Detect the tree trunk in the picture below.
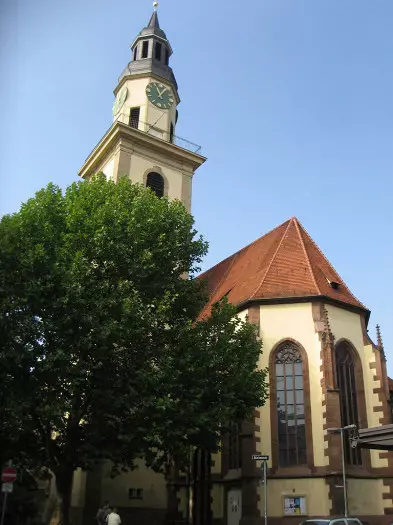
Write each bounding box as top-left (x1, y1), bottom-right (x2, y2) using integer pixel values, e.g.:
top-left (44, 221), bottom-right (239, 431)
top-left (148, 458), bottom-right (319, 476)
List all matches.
top-left (165, 461), bottom-right (179, 525)
top-left (54, 465), bottom-right (74, 525)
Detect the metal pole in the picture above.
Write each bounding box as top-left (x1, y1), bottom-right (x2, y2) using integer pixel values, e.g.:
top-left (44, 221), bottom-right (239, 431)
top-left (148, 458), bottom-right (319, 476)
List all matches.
top-left (0, 492), bottom-right (8, 525)
top-left (263, 460), bottom-right (267, 525)
top-left (341, 429), bottom-right (348, 517)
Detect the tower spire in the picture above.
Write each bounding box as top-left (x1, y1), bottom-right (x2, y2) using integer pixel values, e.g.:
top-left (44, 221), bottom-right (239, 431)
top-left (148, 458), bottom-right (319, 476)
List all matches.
top-left (148, 2), bottom-right (160, 29)
top-left (118, 1), bottom-right (177, 91)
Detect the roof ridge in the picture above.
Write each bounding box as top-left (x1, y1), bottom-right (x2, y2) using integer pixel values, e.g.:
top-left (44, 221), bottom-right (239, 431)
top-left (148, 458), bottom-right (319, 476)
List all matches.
top-left (250, 219), bottom-right (293, 299)
top-left (206, 252), bottom-right (240, 302)
top-left (295, 219), bottom-right (367, 309)
top-left (198, 218), bottom-right (291, 280)
top-left (293, 218), bottom-right (321, 294)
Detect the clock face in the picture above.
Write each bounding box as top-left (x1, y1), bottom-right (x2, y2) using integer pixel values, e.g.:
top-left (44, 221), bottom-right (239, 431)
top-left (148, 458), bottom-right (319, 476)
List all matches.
top-left (146, 82), bottom-right (174, 109)
top-left (112, 86), bottom-right (128, 116)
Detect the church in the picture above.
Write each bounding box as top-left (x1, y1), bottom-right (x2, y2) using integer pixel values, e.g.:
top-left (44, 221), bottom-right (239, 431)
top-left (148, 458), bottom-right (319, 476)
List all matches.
top-left (72, 6), bottom-right (393, 525)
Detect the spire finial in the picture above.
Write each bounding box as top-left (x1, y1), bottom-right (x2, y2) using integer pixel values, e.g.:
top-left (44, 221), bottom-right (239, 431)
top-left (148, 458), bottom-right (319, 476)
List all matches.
top-left (322, 305), bottom-right (335, 347)
top-left (377, 324), bottom-right (384, 351)
top-left (147, 3), bottom-right (160, 29)
top-left (376, 324), bottom-right (386, 360)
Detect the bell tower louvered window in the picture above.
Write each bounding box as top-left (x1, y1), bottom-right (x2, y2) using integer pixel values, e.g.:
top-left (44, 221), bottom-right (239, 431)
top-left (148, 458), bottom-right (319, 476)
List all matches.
top-left (142, 40), bottom-right (149, 59)
top-left (155, 42), bottom-right (162, 61)
top-left (129, 107), bottom-right (140, 129)
top-left (146, 172), bottom-right (164, 198)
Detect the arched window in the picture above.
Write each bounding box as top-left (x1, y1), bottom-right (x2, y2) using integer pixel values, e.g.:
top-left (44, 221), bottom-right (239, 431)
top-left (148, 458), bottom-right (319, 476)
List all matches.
top-left (335, 343), bottom-right (362, 466)
top-left (146, 172), bottom-right (164, 198)
top-left (275, 342), bottom-right (307, 467)
top-left (228, 422), bottom-right (242, 470)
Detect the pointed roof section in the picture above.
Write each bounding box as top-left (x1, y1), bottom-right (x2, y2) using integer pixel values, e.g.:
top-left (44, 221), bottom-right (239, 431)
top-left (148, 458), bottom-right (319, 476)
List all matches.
top-left (199, 217), bottom-right (367, 318)
top-left (120, 4), bottom-right (176, 90)
top-left (137, 5), bottom-right (167, 40)
top-left (148, 10), bottom-right (160, 30)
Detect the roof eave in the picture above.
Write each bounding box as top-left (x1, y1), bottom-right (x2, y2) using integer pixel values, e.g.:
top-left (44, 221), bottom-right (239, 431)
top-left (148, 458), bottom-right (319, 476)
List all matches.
top-left (235, 295), bottom-right (370, 321)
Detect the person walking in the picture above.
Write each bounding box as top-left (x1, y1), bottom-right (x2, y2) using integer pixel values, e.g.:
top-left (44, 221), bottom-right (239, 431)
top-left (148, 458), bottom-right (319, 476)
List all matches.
top-left (106, 507), bottom-right (121, 525)
top-left (96, 501), bottom-right (110, 525)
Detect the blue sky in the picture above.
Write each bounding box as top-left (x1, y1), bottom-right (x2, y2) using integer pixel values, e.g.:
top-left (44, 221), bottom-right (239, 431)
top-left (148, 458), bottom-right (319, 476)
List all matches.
top-left (1, 1), bottom-right (392, 370)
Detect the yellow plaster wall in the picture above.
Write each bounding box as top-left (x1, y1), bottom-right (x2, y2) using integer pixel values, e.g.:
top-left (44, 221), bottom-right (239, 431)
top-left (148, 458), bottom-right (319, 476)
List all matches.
top-left (105, 143), bottom-right (193, 212)
top-left (325, 305), bottom-right (387, 468)
top-left (258, 478), bottom-right (330, 517)
top-left (211, 484), bottom-right (224, 518)
top-left (100, 459), bottom-right (167, 509)
top-left (114, 76), bottom-right (178, 139)
top-left (212, 450), bottom-right (221, 475)
top-left (101, 157), bottom-right (114, 181)
top-left (347, 478), bottom-right (384, 516)
top-left (130, 151), bottom-right (191, 209)
top-left (382, 482), bottom-right (393, 512)
top-left (254, 303), bottom-right (326, 467)
top-left (84, 78), bottom-right (198, 212)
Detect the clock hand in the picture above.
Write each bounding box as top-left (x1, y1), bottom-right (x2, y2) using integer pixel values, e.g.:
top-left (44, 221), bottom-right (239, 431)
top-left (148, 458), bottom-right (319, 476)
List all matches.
top-left (157, 86), bottom-right (169, 98)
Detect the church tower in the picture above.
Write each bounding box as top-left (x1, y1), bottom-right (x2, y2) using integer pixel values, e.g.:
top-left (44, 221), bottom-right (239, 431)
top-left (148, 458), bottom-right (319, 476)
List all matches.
top-left (78, 3), bottom-right (205, 213)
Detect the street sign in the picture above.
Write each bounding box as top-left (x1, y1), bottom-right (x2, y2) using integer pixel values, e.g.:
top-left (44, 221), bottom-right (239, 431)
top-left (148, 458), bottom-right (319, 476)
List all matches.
top-left (2, 466), bottom-right (17, 483)
top-left (1, 482), bottom-right (13, 493)
top-left (251, 455), bottom-right (269, 525)
top-left (252, 454), bottom-right (269, 461)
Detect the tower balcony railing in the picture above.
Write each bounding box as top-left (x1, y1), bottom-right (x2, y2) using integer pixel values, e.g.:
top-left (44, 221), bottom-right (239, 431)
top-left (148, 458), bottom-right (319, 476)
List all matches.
top-left (85, 113), bottom-right (202, 162)
top-left (122, 112), bottom-right (202, 154)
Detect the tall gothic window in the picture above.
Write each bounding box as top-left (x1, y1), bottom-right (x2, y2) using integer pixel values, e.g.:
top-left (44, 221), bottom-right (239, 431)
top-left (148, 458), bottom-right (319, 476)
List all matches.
top-left (228, 423), bottom-right (242, 470)
top-left (275, 342), bottom-right (307, 467)
top-left (146, 172), bottom-right (164, 198)
top-left (335, 343), bottom-right (362, 466)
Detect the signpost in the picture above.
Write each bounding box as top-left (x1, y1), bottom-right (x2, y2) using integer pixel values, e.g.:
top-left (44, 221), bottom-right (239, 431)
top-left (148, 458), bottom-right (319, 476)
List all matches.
top-left (252, 455), bottom-right (269, 461)
top-left (1, 465), bottom-right (16, 525)
top-left (252, 455), bottom-right (269, 525)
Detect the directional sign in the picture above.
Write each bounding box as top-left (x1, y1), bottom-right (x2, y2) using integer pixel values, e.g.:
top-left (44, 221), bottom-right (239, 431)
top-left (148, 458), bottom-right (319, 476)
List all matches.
top-left (252, 454), bottom-right (269, 461)
top-left (1, 482), bottom-right (13, 493)
top-left (2, 466), bottom-right (17, 483)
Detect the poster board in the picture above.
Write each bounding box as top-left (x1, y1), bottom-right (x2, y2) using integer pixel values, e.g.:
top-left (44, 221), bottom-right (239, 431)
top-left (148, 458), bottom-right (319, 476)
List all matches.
top-left (283, 496), bottom-right (307, 515)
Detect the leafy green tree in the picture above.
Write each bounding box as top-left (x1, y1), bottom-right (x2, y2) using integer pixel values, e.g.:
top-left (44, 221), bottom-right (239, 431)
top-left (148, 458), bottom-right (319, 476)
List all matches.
top-left (0, 175), bottom-right (268, 524)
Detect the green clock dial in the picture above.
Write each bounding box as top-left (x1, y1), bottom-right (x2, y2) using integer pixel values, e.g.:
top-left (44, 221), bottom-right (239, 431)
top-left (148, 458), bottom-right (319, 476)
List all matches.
top-left (112, 86), bottom-right (128, 116)
top-left (146, 82), bottom-right (174, 109)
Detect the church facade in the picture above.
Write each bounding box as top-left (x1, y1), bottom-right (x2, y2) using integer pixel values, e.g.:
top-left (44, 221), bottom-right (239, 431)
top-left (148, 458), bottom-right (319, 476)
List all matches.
top-left (196, 218), bottom-right (393, 525)
top-left (72, 7), bottom-right (393, 525)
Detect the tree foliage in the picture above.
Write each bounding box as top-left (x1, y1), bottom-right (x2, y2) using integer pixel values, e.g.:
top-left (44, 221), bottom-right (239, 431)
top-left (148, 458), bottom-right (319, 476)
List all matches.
top-left (0, 175), bottom-right (268, 524)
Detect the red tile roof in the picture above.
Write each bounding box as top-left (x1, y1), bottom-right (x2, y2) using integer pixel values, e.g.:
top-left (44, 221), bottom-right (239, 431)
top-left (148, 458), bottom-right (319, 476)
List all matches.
top-left (199, 217), bottom-right (367, 318)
